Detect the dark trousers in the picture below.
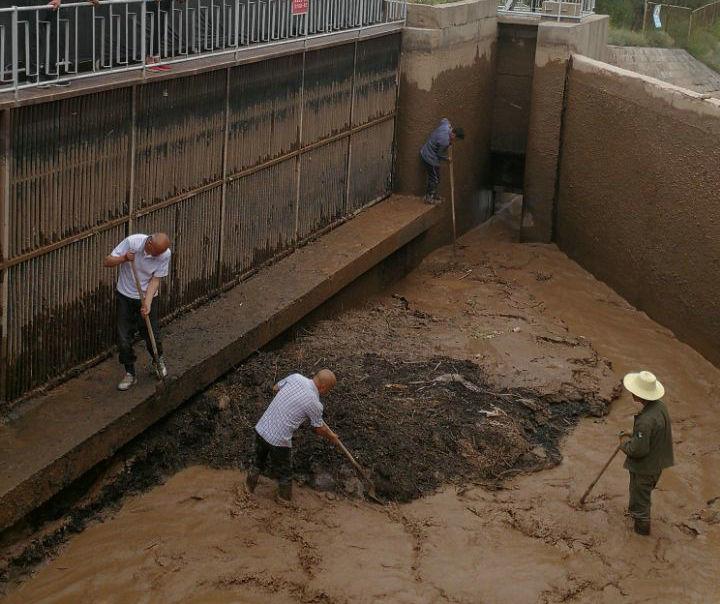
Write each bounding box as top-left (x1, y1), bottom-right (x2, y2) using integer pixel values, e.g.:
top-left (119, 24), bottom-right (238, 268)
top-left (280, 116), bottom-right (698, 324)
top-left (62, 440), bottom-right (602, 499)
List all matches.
top-left (252, 431), bottom-right (292, 487)
top-left (423, 158), bottom-right (440, 197)
top-left (116, 292), bottom-right (163, 374)
top-left (628, 471), bottom-right (661, 521)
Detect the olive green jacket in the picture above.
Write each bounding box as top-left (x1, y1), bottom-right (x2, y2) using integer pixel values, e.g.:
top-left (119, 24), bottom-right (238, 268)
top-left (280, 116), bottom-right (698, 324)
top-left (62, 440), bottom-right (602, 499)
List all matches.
top-left (621, 399), bottom-right (674, 474)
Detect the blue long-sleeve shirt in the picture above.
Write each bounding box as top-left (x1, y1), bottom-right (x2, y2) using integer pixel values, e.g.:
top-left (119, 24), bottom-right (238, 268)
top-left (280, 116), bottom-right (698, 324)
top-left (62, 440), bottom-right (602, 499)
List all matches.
top-left (420, 118), bottom-right (452, 167)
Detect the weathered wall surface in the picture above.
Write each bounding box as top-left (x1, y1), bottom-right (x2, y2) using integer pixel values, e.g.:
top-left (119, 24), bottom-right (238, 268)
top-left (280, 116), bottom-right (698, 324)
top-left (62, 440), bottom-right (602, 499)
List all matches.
top-left (0, 32), bottom-right (402, 407)
top-left (395, 0), bottom-right (497, 237)
top-left (491, 21), bottom-right (537, 156)
top-left (556, 55), bottom-right (720, 365)
top-left (521, 15), bottom-right (608, 242)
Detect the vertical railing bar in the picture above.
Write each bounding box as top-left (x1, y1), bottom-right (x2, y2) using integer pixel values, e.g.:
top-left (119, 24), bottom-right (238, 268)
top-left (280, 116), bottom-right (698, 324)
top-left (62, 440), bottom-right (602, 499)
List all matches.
top-left (11, 7), bottom-right (18, 94)
top-left (54, 8), bottom-right (60, 78)
top-left (344, 33), bottom-right (358, 214)
top-left (294, 42), bottom-right (306, 244)
top-left (0, 109), bottom-right (12, 404)
top-left (74, 6), bottom-right (80, 72)
top-left (234, 0), bottom-right (240, 46)
top-left (217, 67), bottom-right (230, 287)
top-left (127, 84), bottom-right (137, 233)
top-left (140, 0), bottom-right (146, 75)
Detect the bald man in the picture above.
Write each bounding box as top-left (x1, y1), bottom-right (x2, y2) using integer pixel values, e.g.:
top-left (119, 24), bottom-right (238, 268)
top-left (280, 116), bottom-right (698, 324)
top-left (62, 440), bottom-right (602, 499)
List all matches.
top-left (104, 233), bottom-right (172, 391)
top-left (247, 369), bottom-right (340, 503)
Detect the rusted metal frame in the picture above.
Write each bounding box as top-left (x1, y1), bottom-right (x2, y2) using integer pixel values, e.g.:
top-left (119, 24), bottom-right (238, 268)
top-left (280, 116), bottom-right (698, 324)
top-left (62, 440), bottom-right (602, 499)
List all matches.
top-left (0, 216), bottom-right (130, 271)
top-left (217, 67), bottom-right (231, 286)
top-left (344, 33), bottom-right (359, 213)
top-left (0, 109), bottom-right (11, 402)
top-left (127, 85), bottom-right (137, 233)
top-left (390, 34), bottom-right (402, 193)
top-left (0, 113), bottom-right (395, 272)
top-left (293, 43), bottom-right (307, 245)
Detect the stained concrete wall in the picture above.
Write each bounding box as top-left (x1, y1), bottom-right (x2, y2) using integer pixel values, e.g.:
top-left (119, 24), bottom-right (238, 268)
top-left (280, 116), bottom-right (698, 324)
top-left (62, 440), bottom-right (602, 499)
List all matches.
top-left (521, 15), bottom-right (609, 242)
top-left (395, 0), bottom-right (497, 238)
top-left (556, 55), bottom-right (720, 366)
top-left (491, 21), bottom-right (537, 156)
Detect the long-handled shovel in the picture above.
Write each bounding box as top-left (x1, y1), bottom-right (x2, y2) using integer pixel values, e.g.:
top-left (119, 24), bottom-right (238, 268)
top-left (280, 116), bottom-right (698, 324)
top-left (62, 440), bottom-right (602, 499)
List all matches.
top-left (335, 439), bottom-right (383, 504)
top-left (579, 443), bottom-right (622, 505)
top-left (129, 258), bottom-right (165, 385)
top-left (449, 146), bottom-right (457, 255)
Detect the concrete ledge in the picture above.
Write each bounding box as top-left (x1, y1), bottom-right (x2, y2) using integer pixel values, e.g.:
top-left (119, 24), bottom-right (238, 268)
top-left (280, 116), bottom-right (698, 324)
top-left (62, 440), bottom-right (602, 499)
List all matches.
top-left (406, 0), bottom-right (496, 29)
top-left (0, 196), bottom-right (441, 531)
top-left (402, 18), bottom-right (498, 52)
top-left (572, 54), bottom-right (720, 117)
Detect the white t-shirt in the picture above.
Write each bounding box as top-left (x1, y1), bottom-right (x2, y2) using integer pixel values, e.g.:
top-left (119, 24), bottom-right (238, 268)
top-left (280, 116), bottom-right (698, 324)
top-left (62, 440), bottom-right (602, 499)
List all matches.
top-left (255, 374), bottom-right (325, 448)
top-left (111, 234), bottom-right (171, 299)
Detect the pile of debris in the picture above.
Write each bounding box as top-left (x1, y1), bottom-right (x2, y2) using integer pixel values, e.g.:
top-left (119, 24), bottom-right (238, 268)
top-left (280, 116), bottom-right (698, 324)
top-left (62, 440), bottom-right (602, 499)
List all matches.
top-left (204, 351), bottom-right (601, 501)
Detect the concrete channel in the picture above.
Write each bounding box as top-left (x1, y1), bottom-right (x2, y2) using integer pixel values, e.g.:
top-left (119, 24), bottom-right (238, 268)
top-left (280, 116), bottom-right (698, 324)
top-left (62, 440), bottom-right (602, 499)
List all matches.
top-left (1, 0), bottom-right (720, 600)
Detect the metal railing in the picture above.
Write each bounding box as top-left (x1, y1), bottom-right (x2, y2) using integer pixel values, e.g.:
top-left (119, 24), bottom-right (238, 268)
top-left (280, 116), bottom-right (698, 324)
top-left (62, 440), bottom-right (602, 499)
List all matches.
top-left (0, 0), bottom-right (407, 92)
top-left (691, 0), bottom-right (720, 29)
top-left (497, 0), bottom-right (595, 21)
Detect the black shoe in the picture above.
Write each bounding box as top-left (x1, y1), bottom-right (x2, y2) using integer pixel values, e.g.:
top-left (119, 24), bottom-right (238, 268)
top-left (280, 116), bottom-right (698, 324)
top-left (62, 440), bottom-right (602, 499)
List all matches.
top-left (246, 470), bottom-right (259, 493)
top-left (634, 519), bottom-right (651, 535)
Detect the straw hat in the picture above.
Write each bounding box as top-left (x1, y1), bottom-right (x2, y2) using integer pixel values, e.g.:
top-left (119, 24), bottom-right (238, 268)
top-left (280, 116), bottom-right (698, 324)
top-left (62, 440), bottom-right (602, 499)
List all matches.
top-left (623, 371), bottom-right (665, 401)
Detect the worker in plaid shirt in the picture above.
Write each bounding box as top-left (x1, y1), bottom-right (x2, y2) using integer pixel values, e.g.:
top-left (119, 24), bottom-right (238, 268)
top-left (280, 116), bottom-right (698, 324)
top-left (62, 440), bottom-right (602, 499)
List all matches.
top-left (247, 369), bottom-right (340, 503)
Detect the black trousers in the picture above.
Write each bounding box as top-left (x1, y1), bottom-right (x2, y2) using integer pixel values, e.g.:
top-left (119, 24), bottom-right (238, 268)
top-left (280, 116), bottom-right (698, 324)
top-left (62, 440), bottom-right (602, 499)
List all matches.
top-left (423, 158), bottom-right (440, 197)
top-left (252, 431), bottom-right (292, 487)
top-left (116, 292), bottom-right (163, 373)
top-left (628, 471), bottom-right (661, 521)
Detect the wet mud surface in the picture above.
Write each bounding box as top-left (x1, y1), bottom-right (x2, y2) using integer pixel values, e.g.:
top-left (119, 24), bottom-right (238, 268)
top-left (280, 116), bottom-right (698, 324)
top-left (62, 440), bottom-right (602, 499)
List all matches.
top-left (2, 203), bottom-right (719, 603)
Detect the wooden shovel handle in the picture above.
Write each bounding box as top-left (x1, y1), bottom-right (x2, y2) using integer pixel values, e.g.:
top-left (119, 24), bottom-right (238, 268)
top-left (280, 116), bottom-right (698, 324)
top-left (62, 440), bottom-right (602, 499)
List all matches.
top-left (579, 444), bottom-right (622, 505)
top-left (335, 439), bottom-right (368, 478)
top-left (128, 257), bottom-right (161, 362)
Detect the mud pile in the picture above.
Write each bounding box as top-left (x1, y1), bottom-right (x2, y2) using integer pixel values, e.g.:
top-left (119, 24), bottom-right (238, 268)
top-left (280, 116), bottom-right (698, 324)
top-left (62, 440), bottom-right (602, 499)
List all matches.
top-left (216, 351), bottom-right (600, 501)
top-left (1, 293), bottom-right (618, 588)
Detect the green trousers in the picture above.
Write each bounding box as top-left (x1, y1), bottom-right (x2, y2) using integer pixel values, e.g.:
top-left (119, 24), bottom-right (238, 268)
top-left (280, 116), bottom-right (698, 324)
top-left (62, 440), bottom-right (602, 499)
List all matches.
top-left (628, 472), bottom-right (661, 521)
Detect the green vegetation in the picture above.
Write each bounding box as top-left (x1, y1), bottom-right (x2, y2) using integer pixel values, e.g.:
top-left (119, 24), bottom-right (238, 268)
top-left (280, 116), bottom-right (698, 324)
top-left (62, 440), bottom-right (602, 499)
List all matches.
top-left (599, 0), bottom-right (720, 72)
top-left (687, 21), bottom-right (720, 70)
top-left (608, 26), bottom-right (675, 46)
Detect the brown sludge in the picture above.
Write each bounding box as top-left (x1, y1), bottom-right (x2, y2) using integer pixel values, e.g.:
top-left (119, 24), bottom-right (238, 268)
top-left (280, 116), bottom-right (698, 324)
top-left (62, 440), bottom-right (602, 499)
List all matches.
top-left (2, 205), bottom-right (719, 603)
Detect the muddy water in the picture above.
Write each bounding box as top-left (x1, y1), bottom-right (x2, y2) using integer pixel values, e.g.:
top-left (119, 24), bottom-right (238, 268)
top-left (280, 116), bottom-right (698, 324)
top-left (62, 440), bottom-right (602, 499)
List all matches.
top-left (4, 212), bottom-right (720, 603)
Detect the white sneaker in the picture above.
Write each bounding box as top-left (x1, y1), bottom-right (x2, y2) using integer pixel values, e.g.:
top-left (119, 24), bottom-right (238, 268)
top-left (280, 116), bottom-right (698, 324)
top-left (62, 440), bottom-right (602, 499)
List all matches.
top-left (147, 357), bottom-right (168, 379)
top-left (118, 372), bottom-right (137, 391)
top-left (155, 356), bottom-right (168, 378)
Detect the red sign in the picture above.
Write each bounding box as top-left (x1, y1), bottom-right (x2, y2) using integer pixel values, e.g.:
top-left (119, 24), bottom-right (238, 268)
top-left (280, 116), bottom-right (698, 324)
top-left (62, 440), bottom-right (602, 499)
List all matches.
top-left (292, 0), bottom-right (309, 15)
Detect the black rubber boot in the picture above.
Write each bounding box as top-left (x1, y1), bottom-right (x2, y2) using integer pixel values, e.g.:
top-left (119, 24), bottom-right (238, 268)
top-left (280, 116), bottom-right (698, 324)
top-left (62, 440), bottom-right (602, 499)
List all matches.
top-left (634, 519), bottom-right (651, 536)
top-left (246, 470), bottom-right (259, 493)
top-left (277, 483), bottom-right (293, 503)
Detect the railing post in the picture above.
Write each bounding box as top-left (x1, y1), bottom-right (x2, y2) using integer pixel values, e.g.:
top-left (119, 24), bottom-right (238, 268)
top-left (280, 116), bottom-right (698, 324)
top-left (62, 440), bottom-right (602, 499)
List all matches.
top-left (11, 6), bottom-right (18, 94)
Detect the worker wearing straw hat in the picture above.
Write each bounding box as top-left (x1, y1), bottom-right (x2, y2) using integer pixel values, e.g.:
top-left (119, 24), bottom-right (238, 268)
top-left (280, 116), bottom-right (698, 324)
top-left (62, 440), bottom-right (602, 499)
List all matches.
top-left (619, 371), bottom-right (674, 536)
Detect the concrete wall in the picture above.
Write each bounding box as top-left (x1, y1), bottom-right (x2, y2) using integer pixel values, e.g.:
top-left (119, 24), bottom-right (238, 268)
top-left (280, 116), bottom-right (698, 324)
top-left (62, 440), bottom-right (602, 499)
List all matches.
top-left (556, 55), bottom-right (720, 366)
top-left (521, 14), bottom-right (609, 242)
top-left (395, 0), bottom-right (497, 237)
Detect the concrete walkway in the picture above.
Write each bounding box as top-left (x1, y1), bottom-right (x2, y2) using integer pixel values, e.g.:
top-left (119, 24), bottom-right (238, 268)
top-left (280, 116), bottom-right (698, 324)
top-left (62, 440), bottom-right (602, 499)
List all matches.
top-left (608, 46), bottom-right (720, 98)
top-left (0, 195), bottom-right (441, 531)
